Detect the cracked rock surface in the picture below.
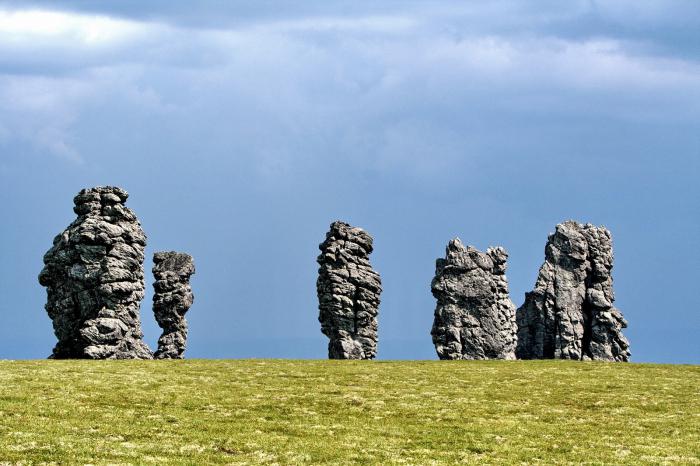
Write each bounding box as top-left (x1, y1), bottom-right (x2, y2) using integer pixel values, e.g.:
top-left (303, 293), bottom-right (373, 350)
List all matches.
top-left (317, 221), bottom-right (382, 359)
top-left (430, 239), bottom-right (517, 360)
top-left (38, 186), bottom-right (152, 359)
top-left (516, 221), bottom-right (630, 361)
top-left (153, 251), bottom-right (195, 359)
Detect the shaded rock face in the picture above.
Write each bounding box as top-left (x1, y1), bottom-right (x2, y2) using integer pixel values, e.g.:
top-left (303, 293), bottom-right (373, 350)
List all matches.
top-left (152, 252), bottom-right (195, 359)
top-left (317, 221), bottom-right (382, 359)
top-left (38, 186), bottom-right (152, 359)
top-left (430, 239), bottom-right (517, 360)
top-left (516, 221), bottom-right (630, 361)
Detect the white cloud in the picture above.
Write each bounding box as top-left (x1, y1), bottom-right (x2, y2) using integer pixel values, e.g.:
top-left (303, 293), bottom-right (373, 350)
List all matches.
top-left (0, 9), bottom-right (148, 45)
top-left (252, 15), bottom-right (416, 34)
top-left (0, 5), bottom-right (698, 170)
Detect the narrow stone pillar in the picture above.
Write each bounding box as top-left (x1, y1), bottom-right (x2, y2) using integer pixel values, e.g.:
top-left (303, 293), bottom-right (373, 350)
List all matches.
top-left (152, 251), bottom-right (195, 359)
top-left (317, 221), bottom-right (382, 359)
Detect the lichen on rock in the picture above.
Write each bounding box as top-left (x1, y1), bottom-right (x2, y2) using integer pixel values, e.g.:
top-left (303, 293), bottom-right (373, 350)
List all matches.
top-left (317, 221), bottom-right (382, 359)
top-left (516, 221), bottom-right (630, 361)
top-left (38, 186), bottom-right (152, 359)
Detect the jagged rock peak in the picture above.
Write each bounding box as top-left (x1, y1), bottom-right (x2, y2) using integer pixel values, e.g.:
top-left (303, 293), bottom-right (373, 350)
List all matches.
top-left (72, 186), bottom-right (134, 217)
top-left (317, 221), bottom-right (382, 359)
top-left (431, 238), bottom-right (517, 360)
top-left (516, 220), bottom-right (630, 362)
top-left (38, 186), bottom-right (152, 359)
top-left (153, 251), bottom-right (196, 359)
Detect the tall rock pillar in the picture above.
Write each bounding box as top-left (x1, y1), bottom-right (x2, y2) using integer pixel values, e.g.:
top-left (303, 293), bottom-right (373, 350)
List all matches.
top-left (152, 251), bottom-right (195, 359)
top-left (431, 239), bottom-right (517, 360)
top-left (38, 186), bottom-right (152, 359)
top-left (516, 221), bottom-right (630, 361)
top-left (317, 221), bottom-right (382, 359)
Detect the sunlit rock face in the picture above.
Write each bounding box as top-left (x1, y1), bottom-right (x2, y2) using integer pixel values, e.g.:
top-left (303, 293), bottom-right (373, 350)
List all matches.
top-left (152, 251), bottom-right (195, 359)
top-left (38, 186), bottom-right (152, 359)
top-left (430, 239), bottom-right (517, 360)
top-left (317, 221), bottom-right (382, 360)
top-left (516, 221), bottom-right (630, 362)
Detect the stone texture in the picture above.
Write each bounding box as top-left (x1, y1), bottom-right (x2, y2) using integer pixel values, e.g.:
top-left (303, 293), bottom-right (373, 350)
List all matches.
top-left (430, 239), bottom-right (517, 360)
top-left (152, 251), bottom-right (195, 359)
top-left (317, 221), bottom-right (382, 359)
top-left (516, 221), bottom-right (630, 361)
top-left (38, 186), bottom-right (152, 359)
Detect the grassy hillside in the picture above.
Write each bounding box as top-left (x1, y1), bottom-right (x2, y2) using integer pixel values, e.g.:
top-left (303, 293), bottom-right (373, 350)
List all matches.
top-left (0, 360), bottom-right (697, 465)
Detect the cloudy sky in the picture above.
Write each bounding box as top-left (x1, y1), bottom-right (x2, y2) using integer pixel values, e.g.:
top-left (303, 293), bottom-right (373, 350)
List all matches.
top-left (0, 1), bottom-right (697, 362)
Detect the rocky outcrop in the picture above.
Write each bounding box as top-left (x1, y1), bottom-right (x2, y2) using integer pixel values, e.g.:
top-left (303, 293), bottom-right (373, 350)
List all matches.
top-left (317, 221), bottom-right (382, 359)
top-left (152, 251), bottom-right (195, 359)
top-left (38, 186), bottom-right (152, 359)
top-left (516, 221), bottom-right (630, 361)
top-left (430, 239), bottom-right (517, 360)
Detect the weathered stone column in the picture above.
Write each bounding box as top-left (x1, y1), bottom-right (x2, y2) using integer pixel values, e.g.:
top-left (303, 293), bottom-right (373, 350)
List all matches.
top-left (431, 238), bottom-right (517, 360)
top-left (152, 251), bottom-right (195, 359)
top-left (38, 186), bottom-right (152, 359)
top-left (516, 221), bottom-right (630, 361)
top-left (317, 221), bottom-right (382, 359)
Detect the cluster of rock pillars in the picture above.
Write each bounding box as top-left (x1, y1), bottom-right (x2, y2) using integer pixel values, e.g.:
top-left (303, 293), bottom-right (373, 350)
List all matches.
top-left (319, 220), bottom-right (630, 362)
top-left (39, 186), bottom-right (630, 362)
top-left (39, 187), bottom-right (194, 359)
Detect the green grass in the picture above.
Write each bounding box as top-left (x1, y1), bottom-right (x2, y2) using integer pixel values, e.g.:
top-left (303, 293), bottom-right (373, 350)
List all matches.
top-left (0, 360), bottom-right (698, 465)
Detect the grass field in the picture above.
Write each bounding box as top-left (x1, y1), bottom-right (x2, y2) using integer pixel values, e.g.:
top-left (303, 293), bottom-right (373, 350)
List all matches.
top-left (0, 360), bottom-right (698, 465)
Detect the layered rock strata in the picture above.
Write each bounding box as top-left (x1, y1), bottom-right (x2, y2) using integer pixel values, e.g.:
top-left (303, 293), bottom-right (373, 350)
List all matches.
top-left (516, 221), bottom-right (630, 361)
top-left (152, 251), bottom-right (195, 359)
top-left (317, 221), bottom-right (382, 359)
top-left (430, 239), bottom-right (517, 360)
top-left (38, 186), bottom-right (152, 359)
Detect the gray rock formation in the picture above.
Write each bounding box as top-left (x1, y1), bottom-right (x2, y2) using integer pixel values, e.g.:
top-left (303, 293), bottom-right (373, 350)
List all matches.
top-left (38, 186), bottom-right (152, 359)
top-left (152, 251), bottom-right (195, 359)
top-left (430, 239), bottom-right (517, 360)
top-left (317, 221), bottom-right (382, 359)
top-left (516, 221), bottom-right (630, 361)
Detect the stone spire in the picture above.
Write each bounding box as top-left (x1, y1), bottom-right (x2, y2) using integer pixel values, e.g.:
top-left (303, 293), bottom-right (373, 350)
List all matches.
top-left (317, 221), bottom-right (382, 359)
top-left (38, 186), bottom-right (152, 359)
top-left (431, 238), bottom-right (517, 360)
top-left (152, 251), bottom-right (195, 359)
top-left (516, 221), bottom-right (630, 361)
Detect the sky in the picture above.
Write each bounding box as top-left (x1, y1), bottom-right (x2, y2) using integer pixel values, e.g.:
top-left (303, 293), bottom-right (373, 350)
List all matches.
top-left (0, 0), bottom-right (698, 363)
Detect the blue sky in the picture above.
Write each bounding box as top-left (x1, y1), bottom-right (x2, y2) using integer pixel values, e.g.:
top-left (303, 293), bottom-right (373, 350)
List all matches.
top-left (0, 1), bottom-right (698, 363)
